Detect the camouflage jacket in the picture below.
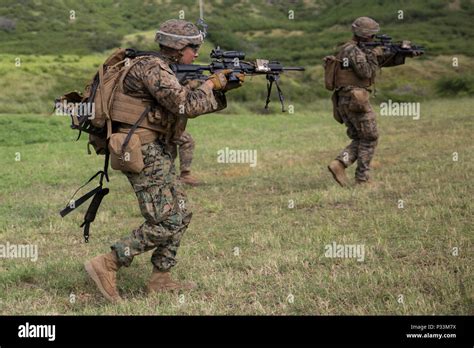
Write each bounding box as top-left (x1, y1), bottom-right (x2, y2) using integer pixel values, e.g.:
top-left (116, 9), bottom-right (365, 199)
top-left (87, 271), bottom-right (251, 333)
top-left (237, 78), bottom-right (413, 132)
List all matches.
top-left (122, 53), bottom-right (226, 119)
top-left (337, 39), bottom-right (406, 86)
top-left (337, 40), bottom-right (379, 82)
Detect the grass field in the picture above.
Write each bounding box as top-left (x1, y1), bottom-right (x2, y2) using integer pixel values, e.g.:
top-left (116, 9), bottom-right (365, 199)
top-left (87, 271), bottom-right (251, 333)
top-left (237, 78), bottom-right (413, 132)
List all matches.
top-left (0, 98), bottom-right (472, 315)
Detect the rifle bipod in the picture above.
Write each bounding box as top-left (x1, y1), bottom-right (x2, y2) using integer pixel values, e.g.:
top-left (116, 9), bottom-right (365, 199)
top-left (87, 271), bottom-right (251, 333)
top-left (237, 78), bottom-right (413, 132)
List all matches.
top-left (264, 74), bottom-right (286, 112)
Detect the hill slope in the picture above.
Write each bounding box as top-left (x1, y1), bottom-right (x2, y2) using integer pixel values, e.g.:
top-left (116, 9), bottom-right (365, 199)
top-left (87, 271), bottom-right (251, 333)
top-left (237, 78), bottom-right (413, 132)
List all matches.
top-left (1, 0), bottom-right (473, 62)
top-left (0, 0), bottom-right (473, 113)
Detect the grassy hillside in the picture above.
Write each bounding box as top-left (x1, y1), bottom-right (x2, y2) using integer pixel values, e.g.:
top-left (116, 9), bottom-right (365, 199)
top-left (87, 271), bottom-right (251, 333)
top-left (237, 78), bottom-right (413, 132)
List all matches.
top-left (1, 0), bottom-right (474, 60)
top-left (0, 52), bottom-right (472, 114)
top-left (0, 98), bottom-right (472, 314)
top-left (0, 0), bottom-right (473, 114)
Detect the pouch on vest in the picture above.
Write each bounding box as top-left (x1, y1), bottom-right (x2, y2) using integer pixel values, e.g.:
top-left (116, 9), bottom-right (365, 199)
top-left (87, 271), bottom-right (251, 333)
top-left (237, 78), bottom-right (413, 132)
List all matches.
top-left (108, 105), bottom-right (150, 173)
top-left (348, 88), bottom-right (371, 113)
top-left (323, 55), bottom-right (338, 91)
top-left (108, 133), bottom-right (144, 174)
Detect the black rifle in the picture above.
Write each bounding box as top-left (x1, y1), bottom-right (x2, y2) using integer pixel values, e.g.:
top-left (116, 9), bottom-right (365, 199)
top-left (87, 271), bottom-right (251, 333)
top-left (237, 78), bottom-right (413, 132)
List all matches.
top-left (359, 34), bottom-right (424, 65)
top-left (170, 47), bottom-right (305, 112)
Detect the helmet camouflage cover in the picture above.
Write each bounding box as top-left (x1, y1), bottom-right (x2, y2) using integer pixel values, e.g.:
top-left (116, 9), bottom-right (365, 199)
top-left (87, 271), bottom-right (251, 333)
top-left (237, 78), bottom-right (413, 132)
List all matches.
top-left (351, 17), bottom-right (380, 38)
top-left (155, 19), bottom-right (203, 50)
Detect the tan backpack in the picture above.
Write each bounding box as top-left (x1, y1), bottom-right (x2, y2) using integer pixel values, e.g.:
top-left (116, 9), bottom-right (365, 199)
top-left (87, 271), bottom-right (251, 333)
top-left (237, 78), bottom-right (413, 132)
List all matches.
top-left (323, 55), bottom-right (339, 91)
top-left (324, 42), bottom-right (352, 91)
top-left (55, 48), bottom-right (161, 151)
top-left (56, 48), bottom-right (158, 242)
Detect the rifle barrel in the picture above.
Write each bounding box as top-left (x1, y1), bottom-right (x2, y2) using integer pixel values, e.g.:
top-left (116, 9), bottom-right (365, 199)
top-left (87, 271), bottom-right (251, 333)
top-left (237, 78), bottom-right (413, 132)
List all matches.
top-left (282, 67), bottom-right (305, 71)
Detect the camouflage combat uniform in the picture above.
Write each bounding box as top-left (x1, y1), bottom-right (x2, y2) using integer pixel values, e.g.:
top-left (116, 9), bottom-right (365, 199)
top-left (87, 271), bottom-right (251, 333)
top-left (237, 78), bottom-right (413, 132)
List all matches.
top-left (166, 79), bottom-right (201, 175)
top-left (333, 40), bottom-right (379, 182)
top-left (167, 130), bottom-right (195, 174)
top-left (111, 54), bottom-right (226, 271)
top-left (330, 16), bottom-right (411, 184)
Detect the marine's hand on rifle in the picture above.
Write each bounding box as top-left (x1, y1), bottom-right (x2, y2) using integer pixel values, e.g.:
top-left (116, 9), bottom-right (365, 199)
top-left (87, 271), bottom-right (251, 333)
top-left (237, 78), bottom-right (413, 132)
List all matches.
top-left (400, 41), bottom-right (424, 57)
top-left (371, 46), bottom-right (385, 57)
top-left (172, 47), bottom-right (304, 109)
top-left (400, 40), bottom-right (413, 56)
top-left (401, 40), bottom-right (423, 58)
top-left (207, 69), bottom-right (233, 91)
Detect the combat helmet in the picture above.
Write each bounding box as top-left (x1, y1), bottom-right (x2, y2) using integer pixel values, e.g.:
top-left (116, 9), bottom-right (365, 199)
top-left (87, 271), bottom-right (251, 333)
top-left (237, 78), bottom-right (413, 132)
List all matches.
top-left (351, 17), bottom-right (380, 39)
top-left (155, 19), bottom-right (203, 50)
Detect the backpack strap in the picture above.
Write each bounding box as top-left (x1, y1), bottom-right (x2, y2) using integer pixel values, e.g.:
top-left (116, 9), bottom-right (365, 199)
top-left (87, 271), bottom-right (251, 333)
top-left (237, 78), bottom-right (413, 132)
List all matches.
top-left (118, 56), bottom-right (150, 92)
top-left (59, 153), bottom-right (110, 243)
top-left (121, 106), bottom-right (150, 155)
top-left (124, 48), bottom-right (162, 59)
top-left (97, 65), bottom-right (113, 140)
top-left (79, 186), bottom-right (109, 243)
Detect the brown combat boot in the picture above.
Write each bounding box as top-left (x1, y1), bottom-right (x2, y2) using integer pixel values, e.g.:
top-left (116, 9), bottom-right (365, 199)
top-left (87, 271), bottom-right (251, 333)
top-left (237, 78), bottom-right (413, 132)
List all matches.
top-left (84, 251), bottom-right (122, 303)
top-left (179, 171), bottom-right (201, 186)
top-left (147, 269), bottom-right (197, 293)
top-left (328, 160), bottom-right (348, 187)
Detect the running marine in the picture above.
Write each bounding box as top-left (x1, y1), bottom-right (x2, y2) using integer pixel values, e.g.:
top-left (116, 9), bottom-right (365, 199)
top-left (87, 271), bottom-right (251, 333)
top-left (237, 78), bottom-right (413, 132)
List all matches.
top-left (84, 19), bottom-right (244, 302)
top-left (326, 17), bottom-right (422, 186)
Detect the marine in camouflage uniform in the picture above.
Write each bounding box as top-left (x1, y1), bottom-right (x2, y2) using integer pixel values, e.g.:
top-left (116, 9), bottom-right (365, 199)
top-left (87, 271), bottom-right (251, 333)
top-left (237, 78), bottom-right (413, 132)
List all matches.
top-left (169, 78), bottom-right (212, 186)
top-left (168, 130), bottom-right (199, 185)
top-left (168, 77), bottom-right (205, 186)
top-left (111, 32), bottom-right (227, 274)
top-left (327, 17), bottom-right (411, 186)
top-left (84, 19), bottom-right (244, 302)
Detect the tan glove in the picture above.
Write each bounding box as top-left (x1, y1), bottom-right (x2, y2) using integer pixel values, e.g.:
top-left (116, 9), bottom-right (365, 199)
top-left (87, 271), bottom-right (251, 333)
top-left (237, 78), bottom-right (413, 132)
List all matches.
top-left (207, 69), bottom-right (233, 91)
top-left (401, 40), bottom-right (422, 57)
top-left (401, 40), bottom-right (412, 49)
top-left (372, 46), bottom-right (384, 57)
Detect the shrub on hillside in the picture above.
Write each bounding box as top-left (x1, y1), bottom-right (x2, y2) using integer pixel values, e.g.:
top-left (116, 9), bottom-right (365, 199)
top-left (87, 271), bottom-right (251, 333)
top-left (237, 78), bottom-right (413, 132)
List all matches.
top-left (435, 75), bottom-right (474, 96)
top-left (0, 16), bottom-right (15, 31)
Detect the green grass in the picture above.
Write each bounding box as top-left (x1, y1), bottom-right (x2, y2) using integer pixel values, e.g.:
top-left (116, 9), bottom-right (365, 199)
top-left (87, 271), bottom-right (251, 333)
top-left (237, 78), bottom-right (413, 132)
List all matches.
top-left (0, 98), bottom-right (472, 314)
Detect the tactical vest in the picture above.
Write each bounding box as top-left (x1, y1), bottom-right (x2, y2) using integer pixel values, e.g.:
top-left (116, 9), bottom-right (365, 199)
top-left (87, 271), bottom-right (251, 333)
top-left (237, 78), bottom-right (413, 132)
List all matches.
top-left (334, 42), bottom-right (374, 89)
top-left (110, 56), bottom-right (180, 145)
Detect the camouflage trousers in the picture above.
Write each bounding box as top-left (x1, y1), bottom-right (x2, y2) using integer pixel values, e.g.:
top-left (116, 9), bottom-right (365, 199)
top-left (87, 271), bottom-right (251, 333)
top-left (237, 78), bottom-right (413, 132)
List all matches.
top-left (335, 94), bottom-right (379, 181)
top-left (111, 140), bottom-right (192, 271)
top-left (166, 131), bottom-right (195, 174)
